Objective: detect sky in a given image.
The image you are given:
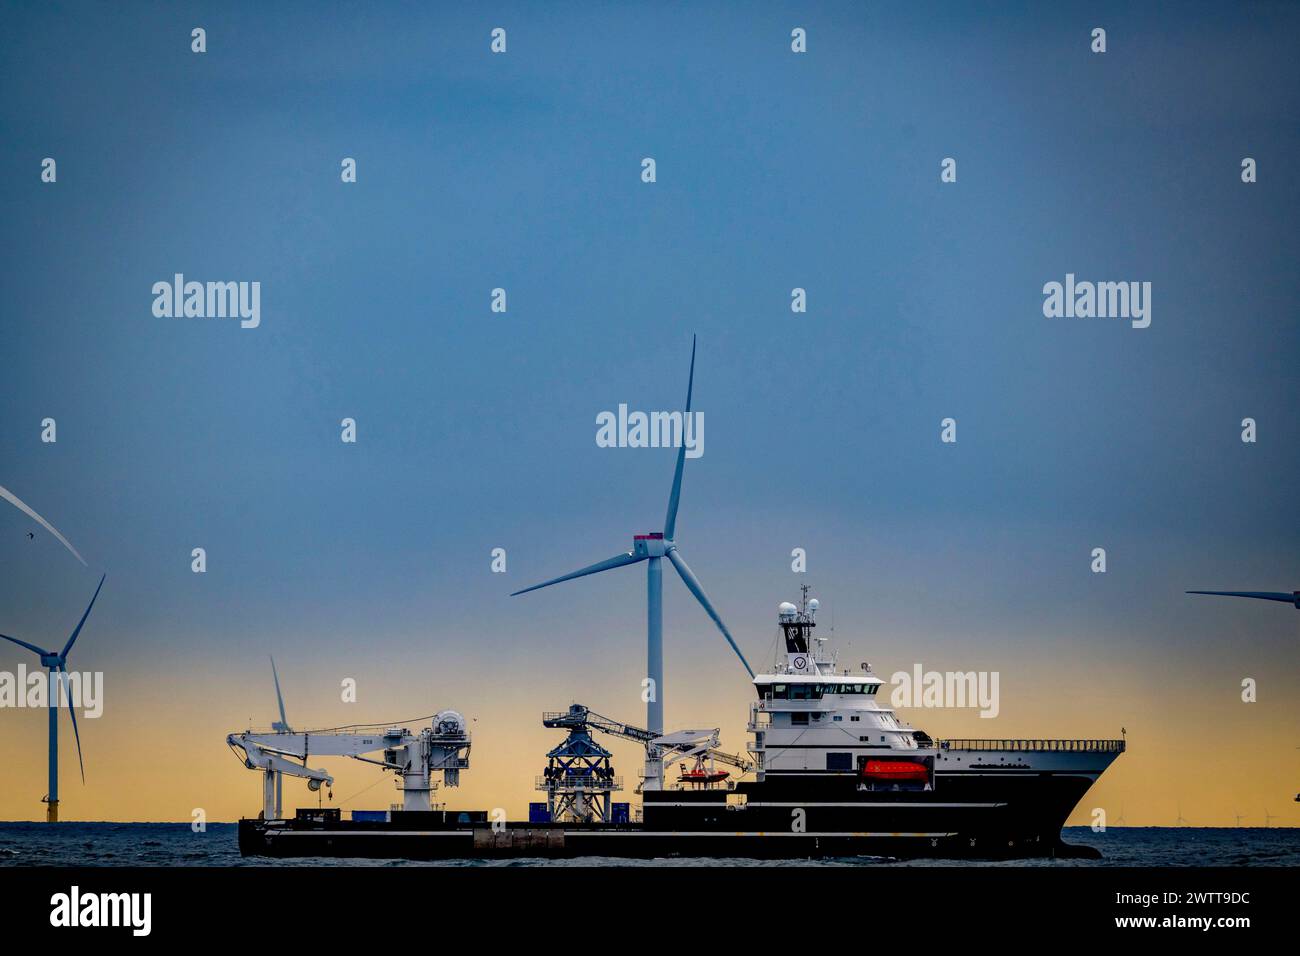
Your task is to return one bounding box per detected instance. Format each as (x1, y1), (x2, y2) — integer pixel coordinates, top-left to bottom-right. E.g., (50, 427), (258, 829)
(0, 1), (1297, 827)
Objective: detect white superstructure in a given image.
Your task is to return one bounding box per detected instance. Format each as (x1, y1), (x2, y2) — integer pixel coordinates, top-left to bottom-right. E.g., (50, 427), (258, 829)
(747, 586), (924, 781)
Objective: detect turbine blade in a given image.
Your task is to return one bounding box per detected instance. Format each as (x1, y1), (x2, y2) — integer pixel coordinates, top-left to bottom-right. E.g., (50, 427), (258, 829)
(665, 547), (754, 678)
(1186, 590), (1298, 607)
(0, 483), (88, 566)
(663, 334), (696, 541)
(511, 551), (645, 597)
(61, 573), (106, 658)
(58, 666), (85, 783)
(271, 656), (289, 731)
(0, 633), (53, 657)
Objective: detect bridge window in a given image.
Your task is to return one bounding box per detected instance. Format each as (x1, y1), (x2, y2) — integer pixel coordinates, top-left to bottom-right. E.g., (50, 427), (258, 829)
(789, 684), (823, 700)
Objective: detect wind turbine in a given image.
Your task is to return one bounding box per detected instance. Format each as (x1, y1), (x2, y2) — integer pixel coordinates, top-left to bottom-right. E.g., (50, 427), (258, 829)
(0, 574), (105, 822)
(1234, 810), (1247, 827)
(512, 336), (752, 743)
(1114, 804), (1126, 827)
(1186, 589), (1300, 609)
(1264, 808), (1277, 827)
(269, 656), (292, 818)
(1175, 805), (1191, 827)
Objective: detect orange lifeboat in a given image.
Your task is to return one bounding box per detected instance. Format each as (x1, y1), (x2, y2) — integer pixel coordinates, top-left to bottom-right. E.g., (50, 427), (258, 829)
(679, 769), (730, 785)
(862, 760), (928, 783)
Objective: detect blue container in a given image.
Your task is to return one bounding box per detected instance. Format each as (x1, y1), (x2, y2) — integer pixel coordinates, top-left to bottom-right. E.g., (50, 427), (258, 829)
(611, 802), (630, 824)
(350, 810), (388, 823)
(528, 802), (551, 823)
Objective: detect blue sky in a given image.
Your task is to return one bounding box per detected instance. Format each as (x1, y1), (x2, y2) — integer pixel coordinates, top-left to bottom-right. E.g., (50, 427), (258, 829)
(0, 2), (1296, 820)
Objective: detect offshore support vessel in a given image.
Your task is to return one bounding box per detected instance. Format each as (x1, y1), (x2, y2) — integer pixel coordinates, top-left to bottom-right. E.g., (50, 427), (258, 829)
(231, 587), (1124, 860)
(230, 341), (1122, 858)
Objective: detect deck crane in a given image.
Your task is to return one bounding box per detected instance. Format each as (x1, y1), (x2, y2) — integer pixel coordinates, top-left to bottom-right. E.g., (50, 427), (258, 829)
(227, 710), (470, 821)
(541, 704), (751, 795)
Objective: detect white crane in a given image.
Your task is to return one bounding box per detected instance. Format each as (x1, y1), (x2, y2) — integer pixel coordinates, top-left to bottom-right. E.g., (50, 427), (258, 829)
(228, 711), (470, 820)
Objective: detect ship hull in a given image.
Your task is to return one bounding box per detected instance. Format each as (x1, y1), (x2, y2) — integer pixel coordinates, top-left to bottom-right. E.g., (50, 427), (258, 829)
(238, 756), (1116, 860)
(238, 819), (1098, 860)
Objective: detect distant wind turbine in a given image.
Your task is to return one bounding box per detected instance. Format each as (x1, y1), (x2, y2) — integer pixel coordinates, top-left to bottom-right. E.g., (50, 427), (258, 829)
(511, 335), (752, 736)
(1176, 805), (1190, 826)
(0, 574), (105, 822)
(1186, 589), (1300, 609)
(268, 656), (292, 818)
(1264, 808), (1277, 827)
(1114, 804), (1126, 826)
(0, 483), (87, 566)
(1234, 811), (1247, 827)
(270, 656), (292, 734)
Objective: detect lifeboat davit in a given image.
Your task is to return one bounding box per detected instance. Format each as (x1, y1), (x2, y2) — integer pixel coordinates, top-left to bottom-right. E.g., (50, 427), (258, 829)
(862, 760), (928, 783)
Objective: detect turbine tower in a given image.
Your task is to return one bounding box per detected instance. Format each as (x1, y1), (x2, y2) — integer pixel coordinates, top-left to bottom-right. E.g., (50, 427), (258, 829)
(0, 574), (105, 822)
(512, 335), (752, 746)
(1186, 589), (1300, 609)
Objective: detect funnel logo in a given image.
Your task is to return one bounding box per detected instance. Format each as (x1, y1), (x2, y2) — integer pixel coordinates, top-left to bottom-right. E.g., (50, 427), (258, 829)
(595, 405), (704, 459)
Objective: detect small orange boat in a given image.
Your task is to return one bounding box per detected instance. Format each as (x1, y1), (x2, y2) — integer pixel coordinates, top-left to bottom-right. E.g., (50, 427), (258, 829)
(680, 769), (730, 785)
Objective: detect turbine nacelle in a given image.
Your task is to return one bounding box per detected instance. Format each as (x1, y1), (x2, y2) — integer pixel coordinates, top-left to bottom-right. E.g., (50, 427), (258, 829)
(633, 533), (667, 558)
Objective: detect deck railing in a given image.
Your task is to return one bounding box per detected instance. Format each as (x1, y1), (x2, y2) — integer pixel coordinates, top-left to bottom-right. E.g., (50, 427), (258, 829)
(938, 738), (1126, 753)
(535, 775), (624, 790)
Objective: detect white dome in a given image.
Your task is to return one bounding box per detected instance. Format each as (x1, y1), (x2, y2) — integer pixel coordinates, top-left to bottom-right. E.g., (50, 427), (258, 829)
(807, 598), (820, 613)
(778, 602), (798, 619)
(434, 710), (466, 736)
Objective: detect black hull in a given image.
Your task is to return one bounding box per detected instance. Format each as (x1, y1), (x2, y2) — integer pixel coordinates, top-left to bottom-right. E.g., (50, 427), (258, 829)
(238, 768), (1108, 860)
(237, 818), (1101, 860)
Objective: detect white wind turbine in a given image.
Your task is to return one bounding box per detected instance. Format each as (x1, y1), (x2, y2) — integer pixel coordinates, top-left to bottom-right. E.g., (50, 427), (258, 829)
(511, 336), (752, 741)
(0, 575), (105, 822)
